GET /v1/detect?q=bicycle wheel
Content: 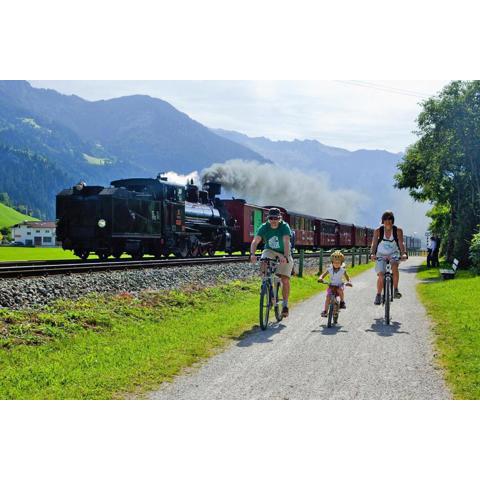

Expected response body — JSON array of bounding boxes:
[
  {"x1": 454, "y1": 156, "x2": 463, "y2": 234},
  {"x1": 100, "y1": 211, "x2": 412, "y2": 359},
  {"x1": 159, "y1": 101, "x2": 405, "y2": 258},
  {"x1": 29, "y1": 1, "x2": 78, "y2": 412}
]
[
  {"x1": 274, "y1": 281, "x2": 282, "y2": 322},
  {"x1": 390, "y1": 274, "x2": 394, "y2": 302},
  {"x1": 327, "y1": 300, "x2": 334, "y2": 328},
  {"x1": 385, "y1": 276, "x2": 391, "y2": 325},
  {"x1": 333, "y1": 302, "x2": 339, "y2": 324},
  {"x1": 259, "y1": 281, "x2": 271, "y2": 330}
]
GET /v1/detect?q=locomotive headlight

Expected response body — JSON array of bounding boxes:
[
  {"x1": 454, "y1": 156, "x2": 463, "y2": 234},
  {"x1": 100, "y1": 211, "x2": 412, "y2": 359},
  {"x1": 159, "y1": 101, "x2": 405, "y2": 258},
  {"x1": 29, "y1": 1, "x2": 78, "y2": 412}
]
[{"x1": 98, "y1": 219, "x2": 106, "y2": 228}]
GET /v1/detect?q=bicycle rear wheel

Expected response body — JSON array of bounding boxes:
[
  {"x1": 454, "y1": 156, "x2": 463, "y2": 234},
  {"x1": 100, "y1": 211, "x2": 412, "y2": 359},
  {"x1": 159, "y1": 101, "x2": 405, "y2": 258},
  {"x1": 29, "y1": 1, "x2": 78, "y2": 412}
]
[
  {"x1": 385, "y1": 276, "x2": 391, "y2": 325},
  {"x1": 259, "y1": 281, "x2": 271, "y2": 330},
  {"x1": 274, "y1": 281, "x2": 282, "y2": 322}
]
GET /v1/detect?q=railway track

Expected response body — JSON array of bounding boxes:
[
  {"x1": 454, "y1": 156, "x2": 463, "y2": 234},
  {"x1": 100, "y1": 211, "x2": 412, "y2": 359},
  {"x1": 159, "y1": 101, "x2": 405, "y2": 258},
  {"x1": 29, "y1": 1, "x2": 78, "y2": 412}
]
[
  {"x1": 0, "y1": 255, "x2": 252, "y2": 279},
  {"x1": 0, "y1": 251, "x2": 372, "y2": 279}
]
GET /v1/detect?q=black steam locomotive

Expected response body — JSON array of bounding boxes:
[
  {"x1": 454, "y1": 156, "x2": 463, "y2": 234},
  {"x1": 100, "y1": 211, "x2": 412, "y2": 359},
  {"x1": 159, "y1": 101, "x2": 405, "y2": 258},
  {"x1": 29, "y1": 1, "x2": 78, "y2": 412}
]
[{"x1": 56, "y1": 175, "x2": 230, "y2": 260}]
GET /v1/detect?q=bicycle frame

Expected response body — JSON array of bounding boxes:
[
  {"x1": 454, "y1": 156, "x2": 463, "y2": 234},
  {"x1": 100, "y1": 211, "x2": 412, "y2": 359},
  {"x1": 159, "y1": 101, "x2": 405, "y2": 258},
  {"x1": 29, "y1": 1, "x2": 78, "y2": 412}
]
[
  {"x1": 326, "y1": 284, "x2": 341, "y2": 327},
  {"x1": 259, "y1": 258, "x2": 282, "y2": 329},
  {"x1": 380, "y1": 257, "x2": 395, "y2": 324}
]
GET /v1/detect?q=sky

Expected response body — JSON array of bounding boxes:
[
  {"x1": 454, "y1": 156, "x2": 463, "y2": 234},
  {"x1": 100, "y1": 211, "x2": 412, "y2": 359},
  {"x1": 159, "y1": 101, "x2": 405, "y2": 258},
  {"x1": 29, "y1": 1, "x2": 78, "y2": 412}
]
[{"x1": 30, "y1": 80, "x2": 449, "y2": 152}]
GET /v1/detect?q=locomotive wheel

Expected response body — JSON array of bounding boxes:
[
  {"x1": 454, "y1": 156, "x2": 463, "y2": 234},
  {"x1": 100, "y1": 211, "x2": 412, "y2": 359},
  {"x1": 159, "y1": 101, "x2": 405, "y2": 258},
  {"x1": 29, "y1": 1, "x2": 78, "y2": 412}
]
[
  {"x1": 78, "y1": 250, "x2": 89, "y2": 261},
  {"x1": 131, "y1": 244, "x2": 144, "y2": 260},
  {"x1": 190, "y1": 244, "x2": 200, "y2": 257},
  {"x1": 113, "y1": 250, "x2": 123, "y2": 260},
  {"x1": 207, "y1": 247, "x2": 216, "y2": 256},
  {"x1": 97, "y1": 252, "x2": 110, "y2": 261},
  {"x1": 175, "y1": 242, "x2": 189, "y2": 259}
]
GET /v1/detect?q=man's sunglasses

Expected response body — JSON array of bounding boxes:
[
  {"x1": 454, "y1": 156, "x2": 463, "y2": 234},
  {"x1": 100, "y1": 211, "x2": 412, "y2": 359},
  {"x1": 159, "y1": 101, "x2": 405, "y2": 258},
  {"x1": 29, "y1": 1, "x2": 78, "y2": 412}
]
[
  {"x1": 268, "y1": 216, "x2": 280, "y2": 220},
  {"x1": 383, "y1": 217, "x2": 394, "y2": 221}
]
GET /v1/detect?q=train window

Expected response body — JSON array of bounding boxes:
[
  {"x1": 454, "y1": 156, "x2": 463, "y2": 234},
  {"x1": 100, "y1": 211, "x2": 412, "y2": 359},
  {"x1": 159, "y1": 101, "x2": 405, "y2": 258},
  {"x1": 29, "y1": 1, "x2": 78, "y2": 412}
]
[{"x1": 250, "y1": 211, "x2": 255, "y2": 226}]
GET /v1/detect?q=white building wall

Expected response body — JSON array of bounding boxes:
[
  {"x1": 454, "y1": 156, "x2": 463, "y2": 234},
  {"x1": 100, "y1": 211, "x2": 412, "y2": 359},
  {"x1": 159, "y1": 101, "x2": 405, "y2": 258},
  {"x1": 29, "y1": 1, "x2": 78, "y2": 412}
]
[{"x1": 12, "y1": 225, "x2": 57, "y2": 246}]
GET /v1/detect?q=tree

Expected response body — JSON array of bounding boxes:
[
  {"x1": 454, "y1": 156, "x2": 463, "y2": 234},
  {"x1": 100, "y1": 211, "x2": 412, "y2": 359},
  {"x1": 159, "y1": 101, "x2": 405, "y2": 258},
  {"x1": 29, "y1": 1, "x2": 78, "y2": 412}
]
[{"x1": 395, "y1": 81, "x2": 480, "y2": 265}]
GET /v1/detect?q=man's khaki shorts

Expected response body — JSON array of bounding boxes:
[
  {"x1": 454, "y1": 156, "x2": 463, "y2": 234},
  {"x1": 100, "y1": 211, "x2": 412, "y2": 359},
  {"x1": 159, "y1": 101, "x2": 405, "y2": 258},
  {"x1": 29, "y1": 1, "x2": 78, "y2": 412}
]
[{"x1": 261, "y1": 249, "x2": 294, "y2": 277}]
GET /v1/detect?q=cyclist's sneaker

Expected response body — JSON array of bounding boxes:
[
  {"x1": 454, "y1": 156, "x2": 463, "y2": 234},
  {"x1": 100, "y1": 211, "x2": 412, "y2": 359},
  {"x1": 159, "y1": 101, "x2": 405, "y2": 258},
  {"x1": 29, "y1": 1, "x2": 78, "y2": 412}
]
[
  {"x1": 340, "y1": 301, "x2": 346, "y2": 309},
  {"x1": 321, "y1": 310, "x2": 327, "y2": 318},
  {"x1": 374, "y1": 294, "x2": 382, "y2": 305},
  {"x1": 282, "y1": 306, "x2": 289, "y2": 318},
  {"x1": 394, "y1": 289, "x2": 402, "y2": 299}
]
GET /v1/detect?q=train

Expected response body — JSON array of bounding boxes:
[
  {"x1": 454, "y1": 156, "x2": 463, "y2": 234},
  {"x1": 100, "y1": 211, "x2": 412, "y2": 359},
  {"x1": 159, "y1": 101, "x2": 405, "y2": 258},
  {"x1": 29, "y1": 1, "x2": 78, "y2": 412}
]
[{"x1": 55, "y1": 174, "x2": 421, "y2": 260}]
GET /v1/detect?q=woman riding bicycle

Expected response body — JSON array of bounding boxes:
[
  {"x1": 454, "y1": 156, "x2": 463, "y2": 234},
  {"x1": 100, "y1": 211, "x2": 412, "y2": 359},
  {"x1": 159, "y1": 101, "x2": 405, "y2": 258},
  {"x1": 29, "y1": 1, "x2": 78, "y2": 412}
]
[
  {"x1": 370, "y1": 210, "x2": 408, "y2": 305},
  {"x1": 318, "y1": 250, "x2": 352, "y2": 318}
]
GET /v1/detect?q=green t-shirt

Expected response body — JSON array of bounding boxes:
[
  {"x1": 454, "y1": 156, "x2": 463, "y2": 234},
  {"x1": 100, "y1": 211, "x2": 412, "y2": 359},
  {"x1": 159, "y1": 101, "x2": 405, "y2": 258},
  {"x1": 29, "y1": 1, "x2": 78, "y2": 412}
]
[{"x1": 256, "y1": 221, "x2": 292, "y2": 254}]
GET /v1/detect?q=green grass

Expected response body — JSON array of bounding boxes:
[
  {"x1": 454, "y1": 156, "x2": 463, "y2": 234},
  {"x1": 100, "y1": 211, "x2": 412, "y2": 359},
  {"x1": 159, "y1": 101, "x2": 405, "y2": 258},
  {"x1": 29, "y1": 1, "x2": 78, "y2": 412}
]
[
  {"x1": 0, "y1": 262, "x2": 373, "y2": 399},
  {"x1": 0, "y1": 203, "x2": 37, "y2": 230},
  {"x1": 0, "y1": 246, "x2": 78, "y2": 261},
  {"x1": 417, "y1": 263, "x2": 480, "y2": 399}
]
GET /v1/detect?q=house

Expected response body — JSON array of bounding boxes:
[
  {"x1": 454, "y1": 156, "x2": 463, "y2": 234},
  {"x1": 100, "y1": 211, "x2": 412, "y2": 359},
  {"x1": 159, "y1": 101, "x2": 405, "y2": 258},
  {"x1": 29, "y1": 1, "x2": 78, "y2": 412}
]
[{"x1": 11, "y1": 221, "x2": 57, "y2": 247}]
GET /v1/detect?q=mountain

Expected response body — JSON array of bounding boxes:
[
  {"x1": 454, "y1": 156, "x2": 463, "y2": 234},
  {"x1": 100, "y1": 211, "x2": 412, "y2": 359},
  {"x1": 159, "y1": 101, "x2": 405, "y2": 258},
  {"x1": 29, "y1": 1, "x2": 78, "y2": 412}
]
[
  {"x1": 0, "y1": 81, "x2": 268, "y2": 218},
  {"x1": 213, "y1": 128, "x2": 402, "y2": 188},
  {"x1": 0, "y1": 81, "x2": 266, "y2": 174},
  {"x1": 0, "y1": 201, "x2": 37, "y2": 231},
  {"x1": 0, "y1": 145, "x2": 74, "y2": 219},
  {"x1": 213, "y1": 128, "x2": 428, "y2": 233}
]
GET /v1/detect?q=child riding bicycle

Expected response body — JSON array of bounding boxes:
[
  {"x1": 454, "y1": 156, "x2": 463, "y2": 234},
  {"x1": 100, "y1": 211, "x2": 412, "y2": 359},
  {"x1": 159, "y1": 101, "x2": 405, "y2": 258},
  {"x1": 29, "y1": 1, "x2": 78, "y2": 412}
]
[{"x1": 318, "y1": 250, "x2": 352, "y2": 318}]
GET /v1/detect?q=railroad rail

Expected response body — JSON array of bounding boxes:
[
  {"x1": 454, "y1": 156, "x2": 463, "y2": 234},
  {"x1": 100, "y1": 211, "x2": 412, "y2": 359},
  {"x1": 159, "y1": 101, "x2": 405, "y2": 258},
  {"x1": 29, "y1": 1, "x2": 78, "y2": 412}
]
[{"x1": 0, "y1": 249, "x2": 423, "y2": 279}]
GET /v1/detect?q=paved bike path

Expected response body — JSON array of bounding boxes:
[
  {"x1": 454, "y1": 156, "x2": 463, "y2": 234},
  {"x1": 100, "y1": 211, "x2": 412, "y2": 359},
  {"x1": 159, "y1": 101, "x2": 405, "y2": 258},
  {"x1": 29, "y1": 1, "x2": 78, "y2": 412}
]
[{"x1": 149, "y1": 257, "x2": 450, "y2": 399}]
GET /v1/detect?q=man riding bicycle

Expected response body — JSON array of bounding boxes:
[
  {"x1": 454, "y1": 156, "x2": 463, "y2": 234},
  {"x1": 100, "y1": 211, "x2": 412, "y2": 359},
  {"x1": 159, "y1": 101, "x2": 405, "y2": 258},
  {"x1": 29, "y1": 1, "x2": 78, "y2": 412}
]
[
  {"x1": 370, "y1": 210, "x2": 408, "y2": 305},
  {"x1": 250, "y1": 207, "x2": 293, "y2": 318}
]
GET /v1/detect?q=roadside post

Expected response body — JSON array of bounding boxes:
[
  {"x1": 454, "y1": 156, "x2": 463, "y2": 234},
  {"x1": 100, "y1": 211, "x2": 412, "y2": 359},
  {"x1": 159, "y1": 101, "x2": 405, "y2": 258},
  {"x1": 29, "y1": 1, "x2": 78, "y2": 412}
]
[
  {"x1": 298, "y1": 249, "x2": 304, "y2": 278},
  {"x1": 318, "y1": 248, "x2": 323, "y2": 274},
  {"x1": 351, "y1": 248, "x2": 355, "y2": 267}
]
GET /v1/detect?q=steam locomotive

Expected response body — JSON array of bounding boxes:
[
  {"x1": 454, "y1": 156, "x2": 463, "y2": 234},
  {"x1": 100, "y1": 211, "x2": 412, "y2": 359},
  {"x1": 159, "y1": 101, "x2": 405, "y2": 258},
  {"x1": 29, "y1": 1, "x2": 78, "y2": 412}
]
[{"x1": 56, "y1": 175, "x2": 421, "y2": 260}]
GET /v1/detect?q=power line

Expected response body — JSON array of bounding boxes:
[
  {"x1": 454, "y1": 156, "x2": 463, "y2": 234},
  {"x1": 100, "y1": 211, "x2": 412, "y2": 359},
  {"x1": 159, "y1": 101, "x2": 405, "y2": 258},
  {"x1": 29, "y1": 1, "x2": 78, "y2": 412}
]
[{"x1": 335, "y1": 80, "x2": 432, "y2": 99}]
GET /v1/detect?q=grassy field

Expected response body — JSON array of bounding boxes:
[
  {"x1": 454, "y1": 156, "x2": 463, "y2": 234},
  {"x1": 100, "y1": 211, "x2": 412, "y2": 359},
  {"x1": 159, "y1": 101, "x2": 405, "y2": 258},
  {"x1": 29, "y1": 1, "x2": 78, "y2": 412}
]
[
  {"x1": 0, "y1": 203, "x2": 37, "y2": 230},
  {"x1": 0, "y1": 246, "x2": 78, "y2": 261},
  {"x1": 0, "y1": 262, "x2": 373, "y2": 399},
  {"x1": 417, "y1": 263, "x2": 480, "y2": 399}
]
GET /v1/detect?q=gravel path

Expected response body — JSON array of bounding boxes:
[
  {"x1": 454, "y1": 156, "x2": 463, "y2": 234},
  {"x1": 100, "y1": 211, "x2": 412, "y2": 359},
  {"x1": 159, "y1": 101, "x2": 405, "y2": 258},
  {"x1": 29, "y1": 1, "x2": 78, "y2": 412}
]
[{"x1": 150, "y1": 256, "x2": 450, "y2": 399}]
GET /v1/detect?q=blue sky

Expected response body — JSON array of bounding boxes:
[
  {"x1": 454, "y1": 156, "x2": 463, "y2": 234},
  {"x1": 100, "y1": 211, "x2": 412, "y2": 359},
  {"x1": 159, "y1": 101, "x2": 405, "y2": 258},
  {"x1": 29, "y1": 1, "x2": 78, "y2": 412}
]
[{"x1": 31, "y1": 80, "x2": 449, "y2": 152}]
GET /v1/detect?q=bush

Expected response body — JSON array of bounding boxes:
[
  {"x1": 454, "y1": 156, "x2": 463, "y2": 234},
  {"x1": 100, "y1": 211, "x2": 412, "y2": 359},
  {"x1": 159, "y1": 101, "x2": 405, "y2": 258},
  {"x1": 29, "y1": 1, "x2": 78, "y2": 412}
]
[{"x1": 469, "y1": 231, "x2": 480, "y2": 274}]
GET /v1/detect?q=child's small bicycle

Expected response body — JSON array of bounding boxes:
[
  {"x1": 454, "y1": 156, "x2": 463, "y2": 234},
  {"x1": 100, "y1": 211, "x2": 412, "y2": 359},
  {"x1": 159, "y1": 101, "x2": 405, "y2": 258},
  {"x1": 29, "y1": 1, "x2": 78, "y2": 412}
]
[{"x1": 318, "y1": 280, "x2": 352, "y2": 328}]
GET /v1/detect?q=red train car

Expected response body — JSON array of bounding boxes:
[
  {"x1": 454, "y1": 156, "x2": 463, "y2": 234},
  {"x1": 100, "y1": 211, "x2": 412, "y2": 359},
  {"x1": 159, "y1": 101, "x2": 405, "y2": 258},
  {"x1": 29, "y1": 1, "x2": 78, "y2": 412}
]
[
  {"x1": 338, "y1": 222, "x2": 354, "y2": 247},
  {"x1": 315, "y1": 218, "x2": 337, "y2": 249},
  {"x1": 354, "y1": 225, "x2": 367, "y2": 247},
  {"x1": 288, "y1": 211, "x2": 315, "y2": 250},
  {"x1": 222, "y1": 199, "x2": 268, "y2": 254},
  {"x1": 366, "y1": 227, "x2": 375, "y2": 248}
]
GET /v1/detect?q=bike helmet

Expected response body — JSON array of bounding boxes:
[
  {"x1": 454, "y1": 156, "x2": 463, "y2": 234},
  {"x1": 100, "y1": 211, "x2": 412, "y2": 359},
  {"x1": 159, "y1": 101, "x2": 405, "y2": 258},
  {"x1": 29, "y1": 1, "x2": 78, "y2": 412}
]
[{"x1": 330, "y1": 250, "x2": 345, "y2": 262}]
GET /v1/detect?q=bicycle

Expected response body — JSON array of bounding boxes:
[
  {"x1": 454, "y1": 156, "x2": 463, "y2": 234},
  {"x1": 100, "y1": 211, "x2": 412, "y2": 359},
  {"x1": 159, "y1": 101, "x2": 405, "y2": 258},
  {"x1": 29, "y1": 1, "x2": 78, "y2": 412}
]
[
  {"x1": 318, "y1": 280, "x2": 352, "y2": 328},
  {"x1": 378, "y1": 257, "x2": 394, "y2": 325},
  {"x1": 259, "y1": 258, "x2": 283, "y2": 330}
]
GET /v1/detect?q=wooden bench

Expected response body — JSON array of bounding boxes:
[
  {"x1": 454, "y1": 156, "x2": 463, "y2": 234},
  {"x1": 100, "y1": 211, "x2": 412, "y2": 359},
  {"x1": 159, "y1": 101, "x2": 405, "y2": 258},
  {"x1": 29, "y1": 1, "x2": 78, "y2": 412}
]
[{"x1": 440, "y1": 258, "x2": 459, "y2": 280}]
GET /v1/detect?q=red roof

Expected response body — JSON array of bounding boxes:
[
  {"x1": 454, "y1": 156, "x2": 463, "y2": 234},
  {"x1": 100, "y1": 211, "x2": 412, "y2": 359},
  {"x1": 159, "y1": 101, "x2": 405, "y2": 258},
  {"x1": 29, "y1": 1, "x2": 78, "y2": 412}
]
[{"x1": 14, "y1": 221, "x2": 56, "y2": 229}]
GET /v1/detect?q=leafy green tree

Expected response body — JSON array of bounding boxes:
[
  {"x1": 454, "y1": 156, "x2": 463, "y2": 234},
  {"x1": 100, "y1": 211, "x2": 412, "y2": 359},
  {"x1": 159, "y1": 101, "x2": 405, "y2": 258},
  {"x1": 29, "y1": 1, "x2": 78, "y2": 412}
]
[{"x1": 396, "y1": 81, "x2": 480, "y2": 265}]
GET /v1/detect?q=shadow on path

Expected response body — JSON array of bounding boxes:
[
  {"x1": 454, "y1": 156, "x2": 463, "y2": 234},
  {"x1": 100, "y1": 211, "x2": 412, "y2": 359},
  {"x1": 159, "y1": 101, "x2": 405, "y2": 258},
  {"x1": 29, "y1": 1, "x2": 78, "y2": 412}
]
[
  {"x1": 236, "y1": 322, "x2": 286, "y2": 347},
  {"x1": 311, "y1": 324, "x2": 348, "y2": 335},
  {"x1": 365, "y1": 318, "x2": 410, "y2": 337}
]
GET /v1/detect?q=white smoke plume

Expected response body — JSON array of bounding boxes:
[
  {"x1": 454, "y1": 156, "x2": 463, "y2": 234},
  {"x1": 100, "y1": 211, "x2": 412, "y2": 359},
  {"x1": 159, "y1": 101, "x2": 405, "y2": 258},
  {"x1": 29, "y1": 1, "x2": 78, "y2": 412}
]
[
  {"x1": 201, "y1": 159, "x2": 367, "y2": 223},
  {"x1": 162, "y1": 170, "x2": 200, "y2": 186}
]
